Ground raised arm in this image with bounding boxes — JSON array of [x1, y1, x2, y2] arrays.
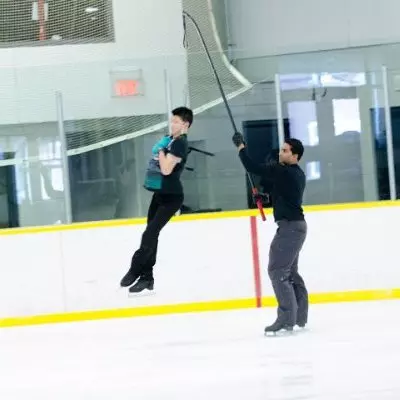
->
[[238, 148, 274, 176], [232, 132, 276, 177]]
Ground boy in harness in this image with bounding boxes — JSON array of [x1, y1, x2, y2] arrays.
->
[[120, 107, 193, 293]]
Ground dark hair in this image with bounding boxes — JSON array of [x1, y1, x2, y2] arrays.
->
[[285, 138, 304, 161], [172, 106, 193, 127]]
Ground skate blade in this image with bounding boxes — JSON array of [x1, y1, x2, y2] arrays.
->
[[294, 328, 310, 335], [117, 281, 138, 291], [264, 329, 295, 338], [293, 325, 310, 334], [128, 289, 156, 298]]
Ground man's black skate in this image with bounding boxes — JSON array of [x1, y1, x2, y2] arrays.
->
[[264, 321, 294, 337], [294, 322, 308, 333], [129, 277, 154, 294]]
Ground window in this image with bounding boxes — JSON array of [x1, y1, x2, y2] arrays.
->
[[332, 98, 362, 136], [10, 137, 31, 204], [287, 101, 319, 146], [38, 139, 64, 200], [306, 161, 321, 181], [0, 0, 114, 46], [279, 73, 366, 91]]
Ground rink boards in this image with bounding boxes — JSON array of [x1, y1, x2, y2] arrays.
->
[[0, 201, 399, 327]]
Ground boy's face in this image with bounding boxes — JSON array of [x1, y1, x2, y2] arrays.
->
[[170, 115, 189, 136]]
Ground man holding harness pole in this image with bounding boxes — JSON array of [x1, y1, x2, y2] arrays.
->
[[232, 132, 309, 336]]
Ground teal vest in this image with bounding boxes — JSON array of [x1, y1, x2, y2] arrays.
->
[[144, 136, 174, 191]]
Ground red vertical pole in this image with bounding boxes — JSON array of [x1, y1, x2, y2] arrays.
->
[[38, 0, 46, 40], [250, 216, 262, 308]]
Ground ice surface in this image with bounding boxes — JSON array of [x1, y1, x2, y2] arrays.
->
[[0, 300, 399, 399]]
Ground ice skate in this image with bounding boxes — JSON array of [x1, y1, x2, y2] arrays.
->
[[294, 322, 308, 333], [264, 321, 294, 337], [128, 277, 154, 296], [120, 253, 142, 287], [120, 267, 140, 288]]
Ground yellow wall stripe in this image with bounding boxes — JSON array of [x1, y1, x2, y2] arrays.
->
[[1, 289, 399, 329], [0, 298, 257, 328], [262, 288, 400, 307], [0, 200, 399, 236], [309, 288, 400, 303]]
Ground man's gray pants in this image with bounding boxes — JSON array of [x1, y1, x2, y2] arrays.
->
[[268, 220, 308, 327]]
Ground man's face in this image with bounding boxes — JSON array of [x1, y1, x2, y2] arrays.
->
[[279, 142, 297, 164], [170, 116, 188, 136]]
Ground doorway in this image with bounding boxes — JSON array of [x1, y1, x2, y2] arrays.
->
[[0, 152, 19, 228]]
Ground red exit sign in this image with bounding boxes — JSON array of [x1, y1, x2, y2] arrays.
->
[[113, 79, 140, 97]]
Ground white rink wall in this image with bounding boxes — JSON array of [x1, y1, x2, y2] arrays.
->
[[258, 206, 400, 297], [0, 204, 399, 320]]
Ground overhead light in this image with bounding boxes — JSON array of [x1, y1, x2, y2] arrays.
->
[[85, 7, 99, 13]]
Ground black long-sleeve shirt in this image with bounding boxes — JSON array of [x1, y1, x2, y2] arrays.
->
[[239, 148, 305, 222]]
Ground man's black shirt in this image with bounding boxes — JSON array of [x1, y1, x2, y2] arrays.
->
[[239, 148, 305, 222]]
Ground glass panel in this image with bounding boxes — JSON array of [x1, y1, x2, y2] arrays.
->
[[0, 63, 70, 228], [274, 66, 386, 205], [178, 51, 279, 213], [365, 70, 392, 200], [62, 57, 171, 222], [384, 67, 400, 199]]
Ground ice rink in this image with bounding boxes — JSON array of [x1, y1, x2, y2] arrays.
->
[[0, 300, 399, 400]]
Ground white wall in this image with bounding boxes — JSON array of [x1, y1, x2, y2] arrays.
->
[[0, 0, 187, 124], [0, 204, 399, 321], [226, 0, 400, 58], [258, 206, 399, 294]]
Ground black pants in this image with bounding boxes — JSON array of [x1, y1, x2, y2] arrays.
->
[[268, 220, 308, 326], [130, 192, 183, 280]]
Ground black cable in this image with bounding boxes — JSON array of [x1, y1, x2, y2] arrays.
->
[[183, 11, 237, 132], [182, 11, 266, 220], [188, 146, 215, 157]]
